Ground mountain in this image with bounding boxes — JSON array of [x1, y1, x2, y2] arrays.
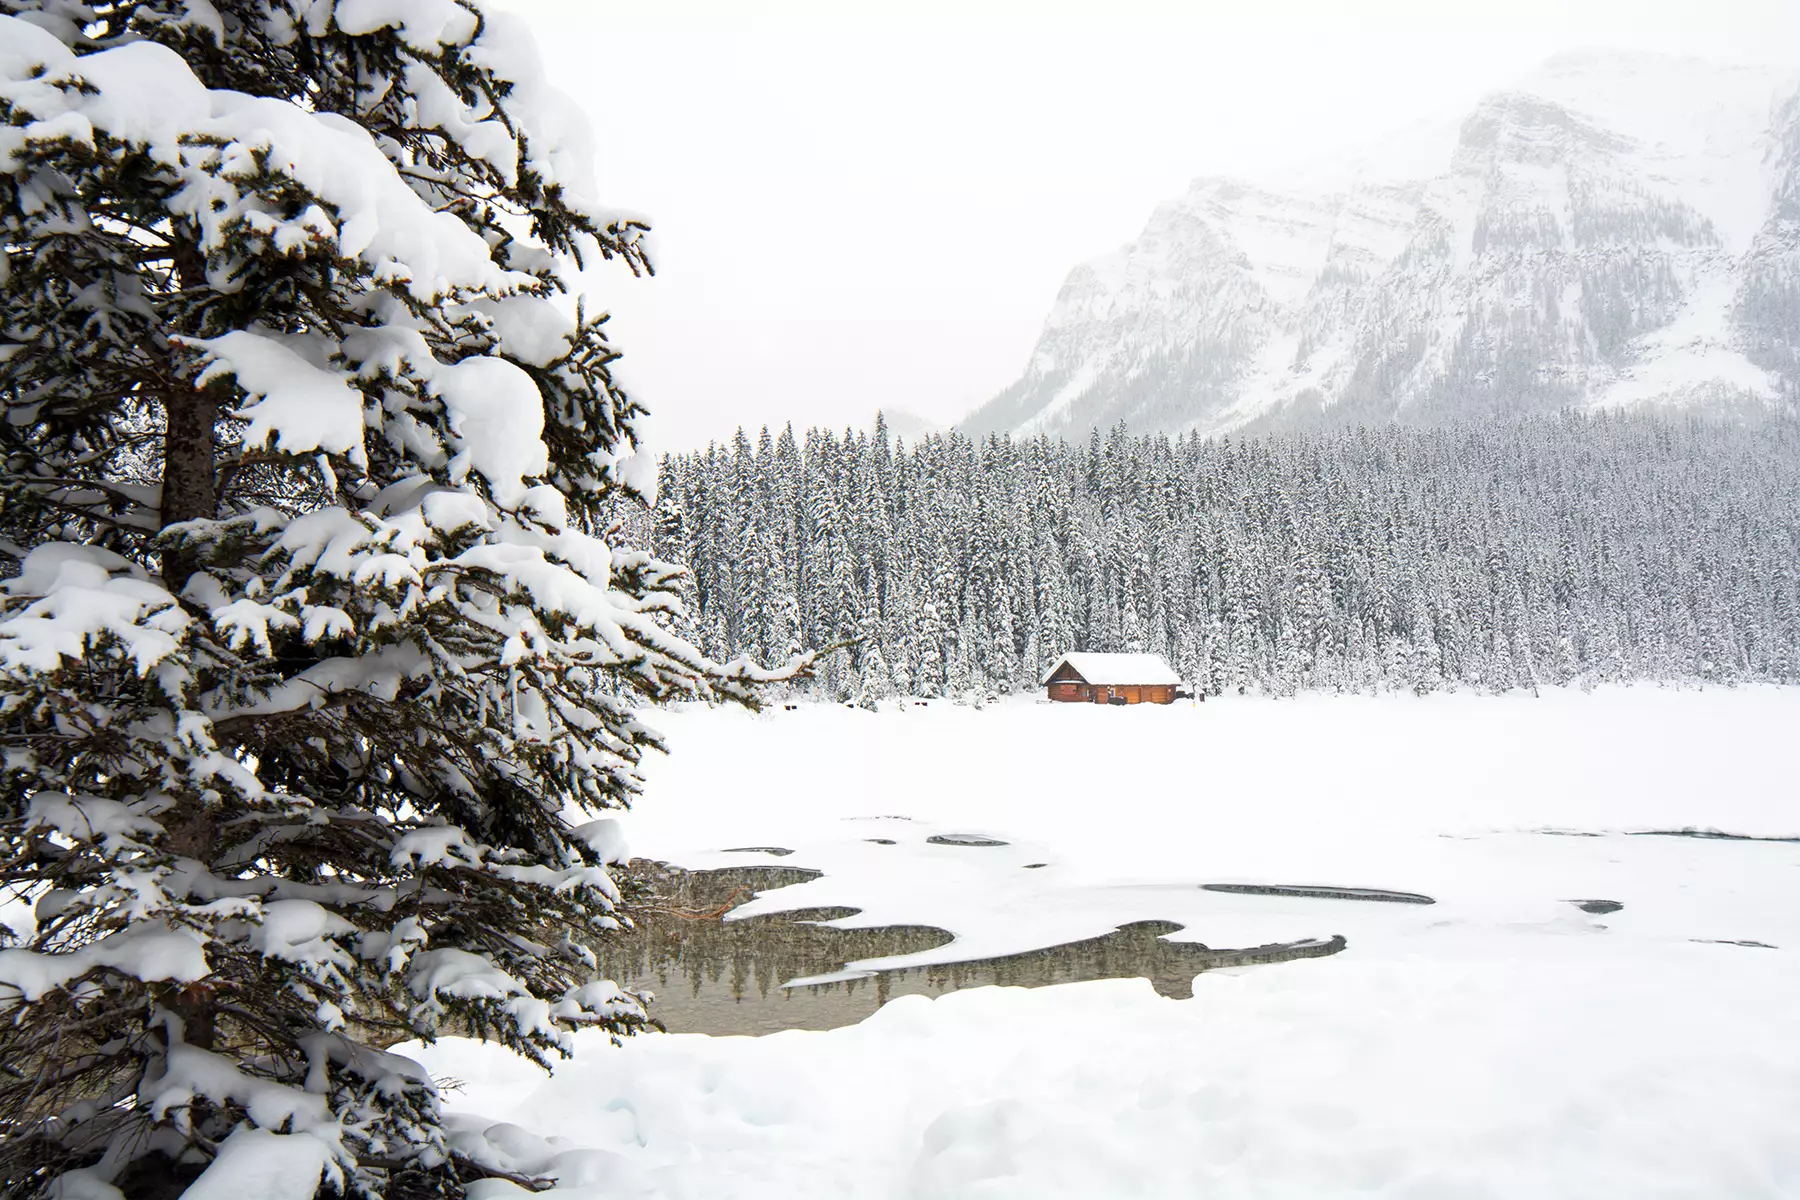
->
[[963, 51, 1800, 440], [874, 407, 944, 444]]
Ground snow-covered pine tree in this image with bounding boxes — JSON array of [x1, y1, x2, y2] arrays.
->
[[0, 4, 779, 1196], [855, 641, 890, 711]]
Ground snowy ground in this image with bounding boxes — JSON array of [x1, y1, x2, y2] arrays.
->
[[411, 688, 1800, 1198]]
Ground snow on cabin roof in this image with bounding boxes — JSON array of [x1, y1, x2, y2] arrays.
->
[[1041, 652, 1182, 687]]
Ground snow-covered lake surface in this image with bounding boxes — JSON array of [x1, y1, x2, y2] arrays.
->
[[413, 688, 1800, 1198]]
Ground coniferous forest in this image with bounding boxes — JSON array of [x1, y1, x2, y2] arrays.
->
[[647, 413, 1800, 700]]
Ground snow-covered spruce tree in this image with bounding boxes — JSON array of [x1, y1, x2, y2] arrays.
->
[[0, 3, 780, 1196]]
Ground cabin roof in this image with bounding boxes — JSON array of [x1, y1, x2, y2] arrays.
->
[[1041, 652, 1181, 687]]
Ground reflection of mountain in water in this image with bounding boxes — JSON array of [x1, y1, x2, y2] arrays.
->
[[603, 863, 1343, 1036]]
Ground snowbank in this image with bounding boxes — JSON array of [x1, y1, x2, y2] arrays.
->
[[415, 945, 1800, 1198]]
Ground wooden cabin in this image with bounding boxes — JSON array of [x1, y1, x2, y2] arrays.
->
[[1042, 652, 1181, 705]]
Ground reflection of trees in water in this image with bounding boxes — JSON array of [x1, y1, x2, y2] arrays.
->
[[603, 863, 1345, 1036]]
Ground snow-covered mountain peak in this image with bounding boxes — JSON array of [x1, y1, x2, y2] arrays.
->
[[964, 51, 1800, 441], [1508, 49, 1796, 251], [1521, 47, 1792, 129]]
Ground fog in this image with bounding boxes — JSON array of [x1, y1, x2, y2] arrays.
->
[[494, 0, 1800, 450]]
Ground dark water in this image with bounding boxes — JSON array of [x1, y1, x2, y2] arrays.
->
[[1200, 882, 1435, 905], [603, 862, 1345, 1036], [1542, 828, 1800, 844], [1629, 829, 1800, 844]]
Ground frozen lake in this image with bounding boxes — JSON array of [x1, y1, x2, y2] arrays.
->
[[415, 688, 1800, 1199], [624, 686, 1800, 974]]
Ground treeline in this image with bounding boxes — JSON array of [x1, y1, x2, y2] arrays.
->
[[642, 413, 1800, 700]]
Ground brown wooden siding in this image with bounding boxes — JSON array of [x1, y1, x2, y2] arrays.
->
[[1044, 669, 1178, 705]]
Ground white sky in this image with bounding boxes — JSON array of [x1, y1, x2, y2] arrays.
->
[[493, 0, 1800, 451]]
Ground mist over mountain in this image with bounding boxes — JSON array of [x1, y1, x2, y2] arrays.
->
[[963, 51, 1800, 440]]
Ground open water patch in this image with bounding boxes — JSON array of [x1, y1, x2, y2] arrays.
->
[[1691, 938, 1778, 949], [1538, 828, 1800, 844], [1628, 829, 1800, 845], [604, 862, 1344, 1036], [1201, 883, 1436, 905]]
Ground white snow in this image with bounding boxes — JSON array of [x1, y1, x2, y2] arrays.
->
[[415, 948, 1800, 1199], [181, 1126, 337, 1200], [467, 297, 577, 368], [570, 818, 631, 865], [409, 688, 1800, 1197], [247, 899, 356, 968], [1518, 50, 1794, 255], [332, 0, 478, 46], [1017, 359, 1098, 437], [1597, 273, 1783, 409], [190, 330, 369, 463], [0, 545, 187, 676], [1040, 651, 1181, 687], [432, 356, 550, 509], [0, 16, 527, 302], [25, 792, 166, 853], [0, 924, 209, 1001]]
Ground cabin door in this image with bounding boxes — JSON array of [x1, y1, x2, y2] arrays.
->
[[1093, 687, 1108, 703]]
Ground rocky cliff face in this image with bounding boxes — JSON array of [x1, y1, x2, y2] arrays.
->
[[964, 52, 1800, 439]]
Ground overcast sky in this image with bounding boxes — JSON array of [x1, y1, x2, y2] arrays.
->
[[493, 0, 1800, 452]]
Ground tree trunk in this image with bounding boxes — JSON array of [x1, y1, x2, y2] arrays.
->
[[157, 249, 223, 1030], [160, 386, 218, 594], [162, 241, 218, 594]]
